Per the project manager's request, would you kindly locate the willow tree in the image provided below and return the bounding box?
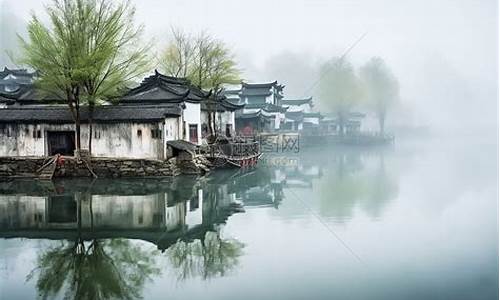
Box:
[80,0,150,155]
[318,57,363,136]
[359,57,399,135]
[19,0,149,156]
[159,29,241,137]
[19,0,90,154]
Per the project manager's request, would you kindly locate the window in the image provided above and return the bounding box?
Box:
[151,129,162,139]
[94,130,100,139]
[32,129,41,139]
[137,129,142,137]
[226,124,232,137]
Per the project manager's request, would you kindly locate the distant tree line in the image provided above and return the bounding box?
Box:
[318,56,400,135]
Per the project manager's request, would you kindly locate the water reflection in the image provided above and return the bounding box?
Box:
[316,149,399,220]
[0,147,401,299]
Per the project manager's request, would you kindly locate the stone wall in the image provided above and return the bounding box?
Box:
[0,156,192,178]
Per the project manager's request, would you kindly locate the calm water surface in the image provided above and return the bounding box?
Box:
[0,137,497,300]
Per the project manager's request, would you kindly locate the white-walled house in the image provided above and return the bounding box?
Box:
[281,97,323,132]
[224,81,287,134]
[121,70,242,145]
[0,105,182,159]
[200,96,243,139]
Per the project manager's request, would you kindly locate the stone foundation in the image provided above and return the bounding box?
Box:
[0,156,210,178]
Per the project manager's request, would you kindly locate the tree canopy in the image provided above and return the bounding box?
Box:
[359,57,399,134]
[159,28,241,91]
[317,57,363,135]
[18,0,149,154]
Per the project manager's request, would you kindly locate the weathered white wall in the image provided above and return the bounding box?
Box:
[0,195,46,229]
[0,121,176,159]
[183,102,201,145]
[0,123,77,157]
[82,194,167,229]
[91,122,164,159]
[164,117,180,158]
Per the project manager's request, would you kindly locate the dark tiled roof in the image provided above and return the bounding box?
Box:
[236,110,274,120]
[241,81,277,88]
[167,140,198,152]
[122,70,211,104]
[281,97,312,106]
[0,104,181,124]
[0,85,64,104]
[0,67,37,78]
[201,98,245,112]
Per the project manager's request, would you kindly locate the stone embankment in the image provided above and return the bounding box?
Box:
[0,155,212,179]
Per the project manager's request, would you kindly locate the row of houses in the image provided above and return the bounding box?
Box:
[0,68,242,158]
[0,67,365,159]
[223,80,364,136]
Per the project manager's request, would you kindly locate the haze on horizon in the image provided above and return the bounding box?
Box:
[0,0,498,135]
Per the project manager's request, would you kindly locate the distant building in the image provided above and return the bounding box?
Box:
[280,97,324,132]
[0,67,36,94]
[224,81,287,134]
[319,112,365,135]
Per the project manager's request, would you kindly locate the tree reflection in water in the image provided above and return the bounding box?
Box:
[27,194,160,300]
[167,229,244,281]
[318,150,399,220]
[28,238,160,300]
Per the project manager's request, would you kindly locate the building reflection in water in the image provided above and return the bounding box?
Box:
[0,147,398,299]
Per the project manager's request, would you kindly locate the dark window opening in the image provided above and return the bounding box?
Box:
[189,124,198,143]
[137,129,142,137]
[226,124,232,137]
[33,130,41,139]
[151,129,162,139]
[47,131,76,156]
[94,130,100,139]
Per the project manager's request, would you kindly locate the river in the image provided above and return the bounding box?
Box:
[0,136,497,300]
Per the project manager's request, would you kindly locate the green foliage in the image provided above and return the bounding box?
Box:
[19,0,149,103]
[18,0,149,152]
[359,57,400,133]
[159,29,241,91]
[28,238,160,300]
[79,0,150,104]
[318,151,398,220]
[318,57,363,116]
[167,230,244,281]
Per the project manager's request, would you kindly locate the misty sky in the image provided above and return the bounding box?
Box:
[1,0,498,132]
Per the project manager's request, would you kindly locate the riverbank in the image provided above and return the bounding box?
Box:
[0,155,212,179]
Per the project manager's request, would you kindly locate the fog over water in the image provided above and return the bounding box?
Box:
[1,0,498,135]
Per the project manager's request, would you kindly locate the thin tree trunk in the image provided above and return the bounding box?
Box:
[75,107,82,155]
[88,102,94,156]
